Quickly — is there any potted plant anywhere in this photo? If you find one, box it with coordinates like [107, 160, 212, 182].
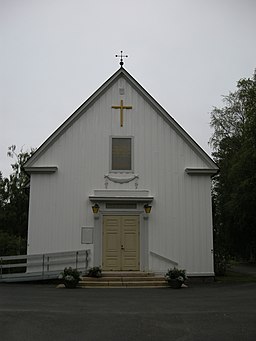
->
[87, 266, 102, 278]
[58, 267, 81, 288]
[165, 267, 188, 289]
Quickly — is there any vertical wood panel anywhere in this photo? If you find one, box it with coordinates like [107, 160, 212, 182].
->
[103, 216, 121, 270]
[122, 216, 140, 271]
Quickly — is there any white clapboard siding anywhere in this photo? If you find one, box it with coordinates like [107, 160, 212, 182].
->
[27, 72, 216, 276]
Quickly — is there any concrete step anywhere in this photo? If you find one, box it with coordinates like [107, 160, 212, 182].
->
[101, 271, 155, 277]
[79, 280, 169, 288]
[79, 272, 168, 288]
[82, 276, 165, 282]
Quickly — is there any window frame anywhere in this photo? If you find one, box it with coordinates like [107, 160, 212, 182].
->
[110, 136, 134, 173]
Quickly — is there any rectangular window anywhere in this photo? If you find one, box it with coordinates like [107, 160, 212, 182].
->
[111, 137, 132, 171]
[106, 203, 137, 209]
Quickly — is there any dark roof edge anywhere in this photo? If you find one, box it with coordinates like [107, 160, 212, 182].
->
[25, 68, 124, 167]
[120, 69, 217, 169]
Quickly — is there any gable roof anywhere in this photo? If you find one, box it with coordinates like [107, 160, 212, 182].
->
[24, 67, 218, 171]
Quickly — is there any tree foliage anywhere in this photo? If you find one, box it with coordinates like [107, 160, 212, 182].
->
[0, 145, 35, 255]
[210, 71, 256, 263]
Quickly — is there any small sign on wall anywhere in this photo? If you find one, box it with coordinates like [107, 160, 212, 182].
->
[81, 227, 93, 244]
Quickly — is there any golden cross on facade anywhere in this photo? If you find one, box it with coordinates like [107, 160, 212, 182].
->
[112, 100, 132, 127]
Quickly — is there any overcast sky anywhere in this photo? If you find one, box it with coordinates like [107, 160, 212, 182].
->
[1, 0, 256, 176]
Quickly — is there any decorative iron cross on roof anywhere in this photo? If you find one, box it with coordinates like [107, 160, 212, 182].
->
[112, 100, 132, 127]
[115, 50, 128, 67]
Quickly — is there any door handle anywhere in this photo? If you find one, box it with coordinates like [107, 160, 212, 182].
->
[121, 245, 124, 250]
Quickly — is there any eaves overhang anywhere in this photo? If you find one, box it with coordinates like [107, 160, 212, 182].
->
[89, 189, 154, 203]
[24, 166, 58, 174]
[185, 168, 218, 175]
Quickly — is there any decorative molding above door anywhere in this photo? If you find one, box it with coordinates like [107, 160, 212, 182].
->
[104, 174, 139, 188]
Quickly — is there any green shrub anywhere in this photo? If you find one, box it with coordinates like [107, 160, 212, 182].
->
[165, 267, 187, 282]
[87, 266, 102, 278]
[58, 267, 81, 288]
[0, 230, 26, 256]
[214, 250, 230, 276]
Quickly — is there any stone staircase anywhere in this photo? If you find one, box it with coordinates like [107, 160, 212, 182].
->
[79, 271, 168, 288]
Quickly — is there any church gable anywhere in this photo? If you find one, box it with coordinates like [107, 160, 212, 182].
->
[25, 67, 217, 174]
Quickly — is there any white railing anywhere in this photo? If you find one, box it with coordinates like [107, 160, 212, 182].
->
[150, 251, 178, 266]
[0, 249, 91, 282]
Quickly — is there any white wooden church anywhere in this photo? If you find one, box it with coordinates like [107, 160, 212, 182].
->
[24, 60, 218, 277]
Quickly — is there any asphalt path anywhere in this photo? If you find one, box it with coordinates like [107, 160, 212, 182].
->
[0, 282, 256, 341]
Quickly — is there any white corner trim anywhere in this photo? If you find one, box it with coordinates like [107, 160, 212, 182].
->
[24, 166, 58, 174]
[185, 168, 218, 175]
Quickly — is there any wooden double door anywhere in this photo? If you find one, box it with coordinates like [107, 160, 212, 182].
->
[103, 215, 140, 271]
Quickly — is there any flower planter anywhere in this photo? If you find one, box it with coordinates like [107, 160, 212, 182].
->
[168, 279, 183, 289]
[59, 267, 81, 288]
[64, 280, 79, 288]
[165, 267, 187, 289]
[87, 266, 102, 278]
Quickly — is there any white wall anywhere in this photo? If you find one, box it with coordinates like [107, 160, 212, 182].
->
[27, 76, 214, 275]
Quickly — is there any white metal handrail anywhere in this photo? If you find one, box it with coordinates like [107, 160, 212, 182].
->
[0, 249, 91, 282]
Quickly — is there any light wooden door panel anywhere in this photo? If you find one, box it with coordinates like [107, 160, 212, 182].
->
[122, 216, 139, 271]
[103, 217, 121, 270]
[103, 216, 139, 271]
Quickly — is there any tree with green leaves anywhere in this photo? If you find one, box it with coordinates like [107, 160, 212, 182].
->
[0, 145, 35, 255]
[210, 70, 256, 266]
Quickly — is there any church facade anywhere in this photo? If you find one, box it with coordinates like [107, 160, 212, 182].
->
[24, 67, 218, 276]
